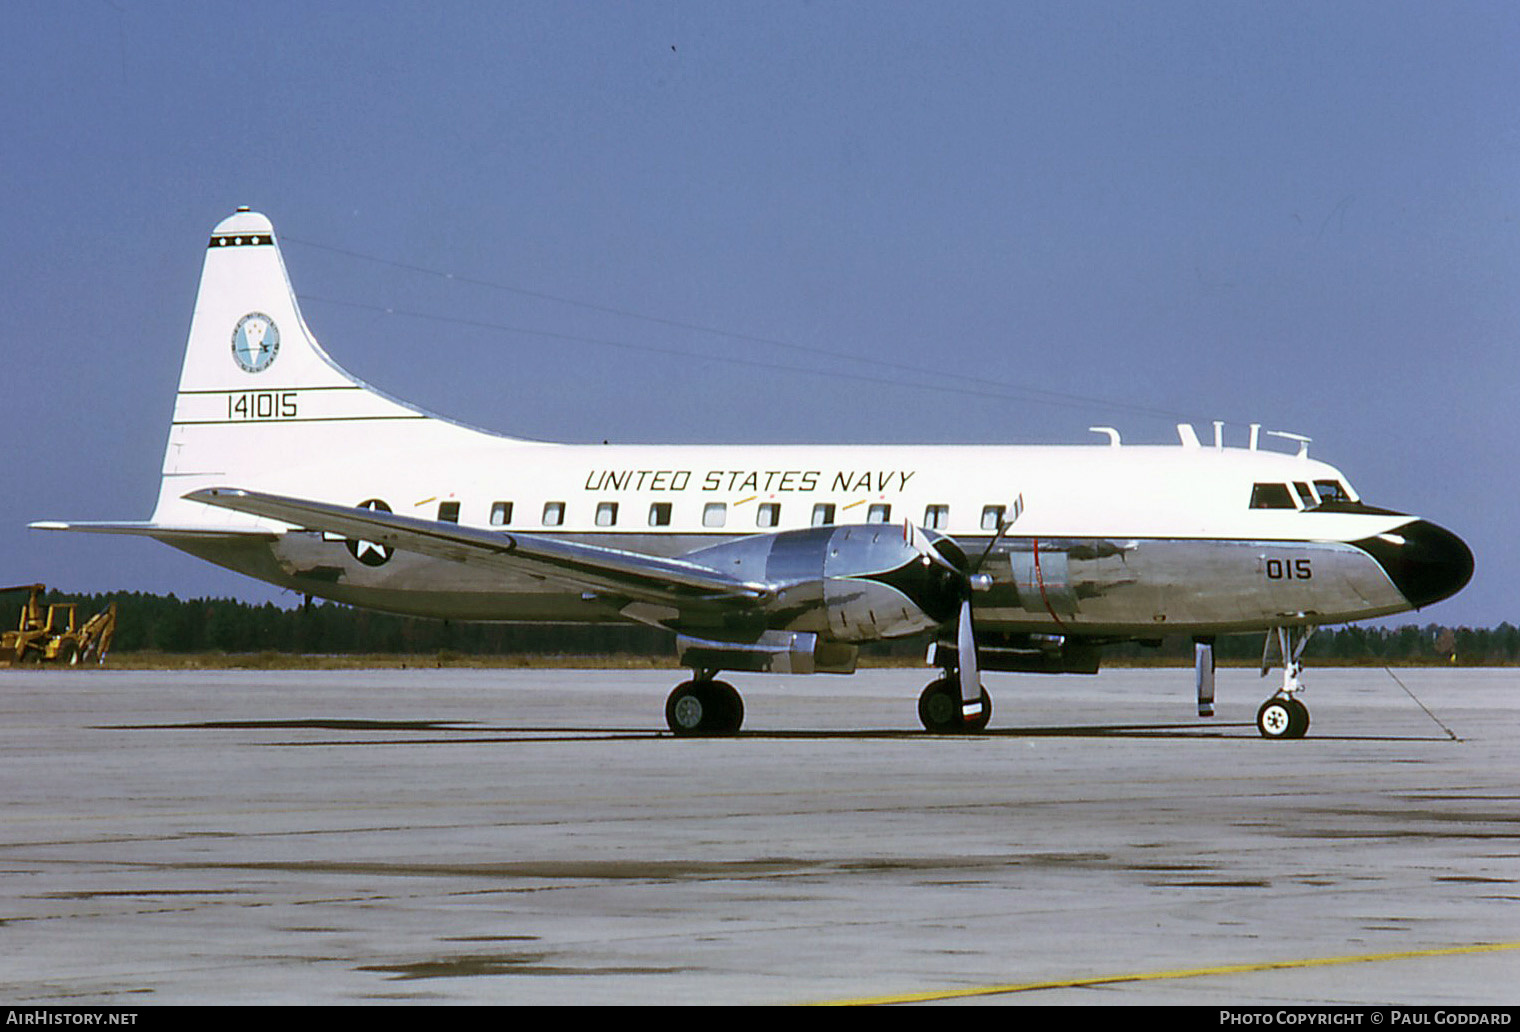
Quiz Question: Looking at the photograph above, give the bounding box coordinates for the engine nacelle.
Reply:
[821,525,963,641]
[676,630,859,675]
[683,524,964,645]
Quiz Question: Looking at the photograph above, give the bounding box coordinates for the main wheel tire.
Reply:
[1257,697,1310,739]
[918,677,992,734]
[665,679,744,736]
[1285,697,1310,738]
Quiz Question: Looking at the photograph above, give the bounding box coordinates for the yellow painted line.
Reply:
[812,941,1520,1006]
[840,498,868,511]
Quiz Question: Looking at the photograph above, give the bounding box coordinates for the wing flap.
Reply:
[184,487,772,607]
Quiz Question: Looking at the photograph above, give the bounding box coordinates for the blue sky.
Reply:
[3,1,1515,628]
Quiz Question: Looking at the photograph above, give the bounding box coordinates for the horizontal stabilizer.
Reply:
[30,520,278,542]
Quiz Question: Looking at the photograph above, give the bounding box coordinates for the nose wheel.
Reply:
[1256,695,1310,739]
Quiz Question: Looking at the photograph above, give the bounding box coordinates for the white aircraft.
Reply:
[35,209,1474,738]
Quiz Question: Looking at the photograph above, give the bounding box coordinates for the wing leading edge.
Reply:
[184,487,773,611]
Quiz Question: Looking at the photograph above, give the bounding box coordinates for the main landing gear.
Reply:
[665,673,744,736]
[1256,625,1315,740]
[664,668,995,736]
[917,675,992,734]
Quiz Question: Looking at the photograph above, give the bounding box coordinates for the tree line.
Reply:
[10,588,1518,665]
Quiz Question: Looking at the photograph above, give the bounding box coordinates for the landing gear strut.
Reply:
[1257,625,1315,739]
[665,672,744,736]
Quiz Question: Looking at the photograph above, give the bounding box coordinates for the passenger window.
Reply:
[981,505,1006,531]
[542,501,565,526]
[595,502,619,527]
[923,505,948,529]
[437,501,460,523]
[490,501,513,526]
[811,503,836,526]
[757,502,780,528]
[1314,480,1350,504]
[648,502,672,527]
[1250,483,1296,510]
[867,503,891,523]
[703,503,727,528]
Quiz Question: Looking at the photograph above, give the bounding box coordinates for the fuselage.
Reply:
[161,429,1466,639]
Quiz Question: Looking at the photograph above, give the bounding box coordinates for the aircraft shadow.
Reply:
[98,718,1456,744]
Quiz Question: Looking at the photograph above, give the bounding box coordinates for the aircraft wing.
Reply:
[184,487,773,609]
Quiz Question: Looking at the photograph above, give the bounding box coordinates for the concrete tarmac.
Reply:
[0,665,1515,1006]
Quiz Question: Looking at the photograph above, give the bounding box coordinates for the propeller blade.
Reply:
[906,518,986,724]
[956,596,983,720]
[971,493,1022,574]
[902,520,956,571]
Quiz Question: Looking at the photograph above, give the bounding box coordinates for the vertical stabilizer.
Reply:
[150,208,510,527]
[166,208,420,426]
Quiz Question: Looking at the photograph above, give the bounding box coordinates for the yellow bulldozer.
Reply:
[0,585,116,666]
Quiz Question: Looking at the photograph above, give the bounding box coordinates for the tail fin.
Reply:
[150,208,510,526]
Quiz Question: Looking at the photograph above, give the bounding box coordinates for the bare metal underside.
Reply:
[174,524,1411,638]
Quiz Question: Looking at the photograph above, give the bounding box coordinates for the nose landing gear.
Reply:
[1257,625,1315,739]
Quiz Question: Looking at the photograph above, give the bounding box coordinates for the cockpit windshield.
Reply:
[1313,480,1351,505]
[1251,478,1356,511]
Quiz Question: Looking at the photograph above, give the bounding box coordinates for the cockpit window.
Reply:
[1292,482,1316,508]
[1314,480,1350,504]
[1250,483,1296,509]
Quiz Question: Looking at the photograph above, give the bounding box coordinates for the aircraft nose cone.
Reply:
[1358,520,1475,609]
